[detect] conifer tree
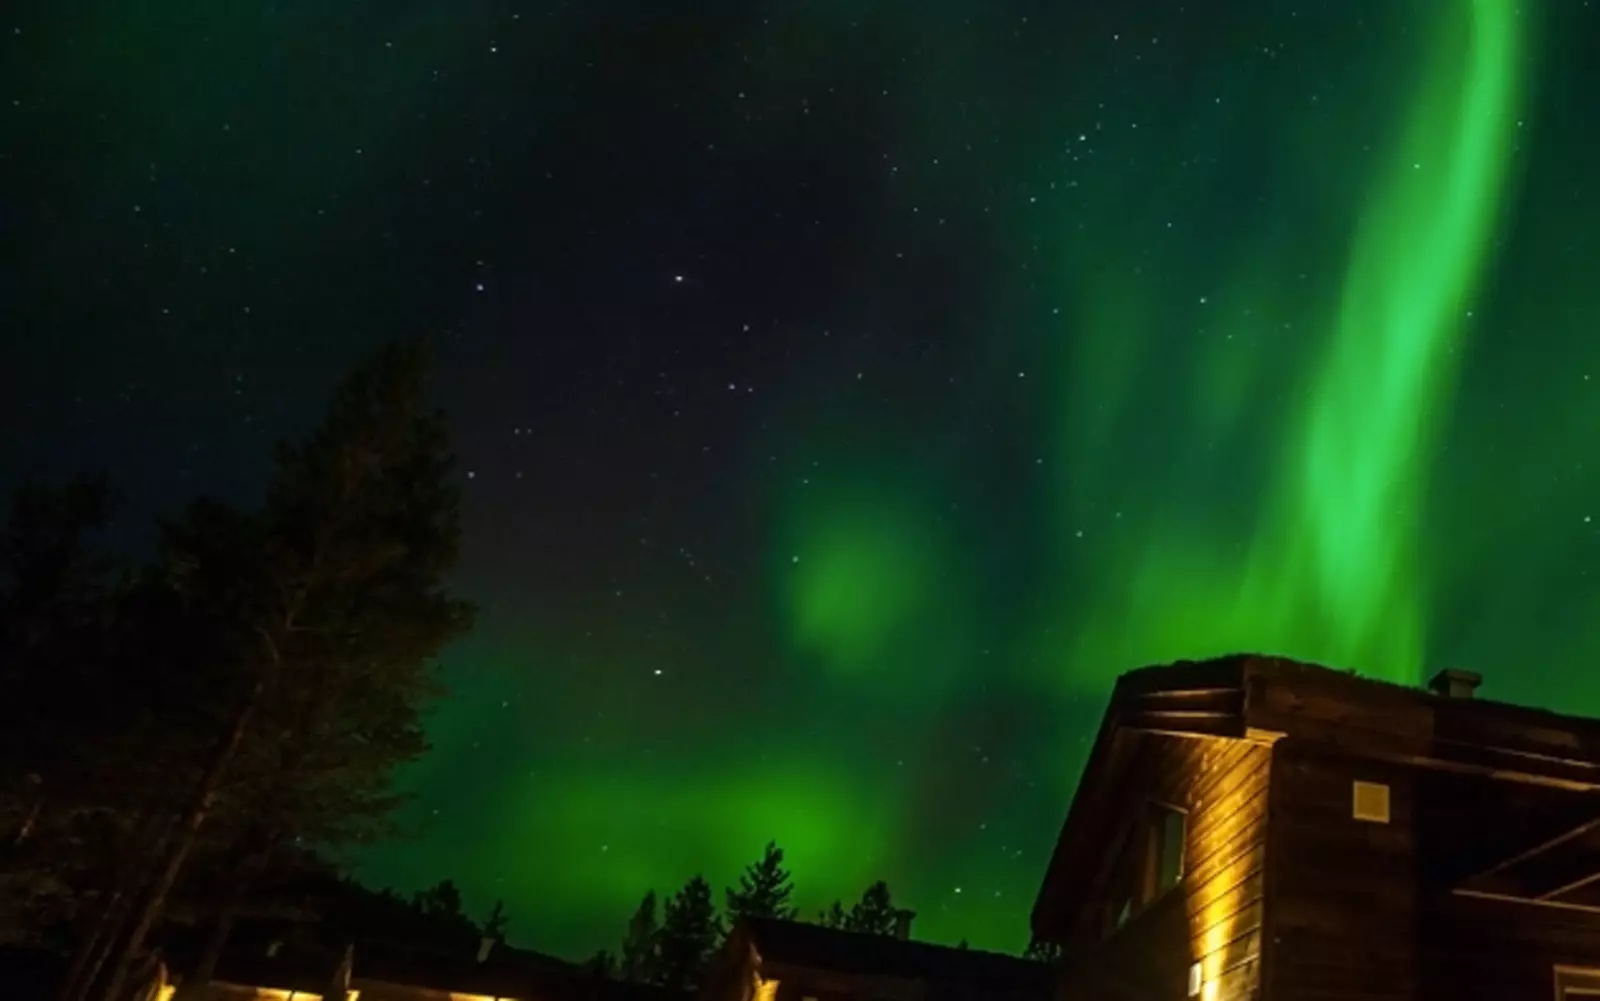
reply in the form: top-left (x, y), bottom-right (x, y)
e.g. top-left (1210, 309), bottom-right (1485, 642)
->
top-left (1023, 936), bottom-right (1062, 962)
top-left (843, 880), bottom-right (898, 936)
top-left (587, 950), bottom-right (618, 979)
top-left (726, 841), bottom-right (798, 924)
top-left (413, 879), bottom-right (464, 920)
top-left (0, 476), bottom-right (133, 943)
top-left (482, 898), bottom-right (509, 940)
top-left (89, 340), bottom-right (475, 1001)
top-left (817, 900), bottom-right (848, 929)
top-left (655, 875), bottom-right (721, 993)
top-left (618, 891), bottom-right (660, 984)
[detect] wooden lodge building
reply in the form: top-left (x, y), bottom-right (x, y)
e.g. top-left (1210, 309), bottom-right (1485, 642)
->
top-left (188, 934), bottom-right (582, 1001)
top-left (35, 652), bottom-right (1600, 1001)
top-left (1030, 654), bottom-right (1600, 1001)
top-left (701, 914), bottom-right (1051, 1001)
top-left (152, 930), bottom-right (687, 1001)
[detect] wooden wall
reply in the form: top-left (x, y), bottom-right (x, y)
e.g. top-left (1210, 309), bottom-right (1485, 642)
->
top-left (1418, 892), bottom-right (1600, 1000)
top-left (1265, 737), bottom-right (1600, 1001)
top-left (1057, 733), bottom-right (1272, 1001)
top-left (1412, 768), bottom-right (1600, 1001)
top-left (1263, 742), bottom-right (1419, 1001)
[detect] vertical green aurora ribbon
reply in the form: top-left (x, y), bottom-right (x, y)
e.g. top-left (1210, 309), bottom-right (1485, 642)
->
top-left (1065, 0), bottom-right (1529, 684)
top-left (1277, 0), bottom-right (1526, 677)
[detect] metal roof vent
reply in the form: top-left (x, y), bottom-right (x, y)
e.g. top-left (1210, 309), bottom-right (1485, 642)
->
top-left (1428, 668), bottom-right (1483, 699)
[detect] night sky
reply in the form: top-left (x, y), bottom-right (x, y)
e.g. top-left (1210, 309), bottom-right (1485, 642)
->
top-left (5, 0), bottom-right (1599, 961)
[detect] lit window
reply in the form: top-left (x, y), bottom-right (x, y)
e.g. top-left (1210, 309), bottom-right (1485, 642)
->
top-left (1153, 803), bottom-right (1186, 892)
top-left (1104, 801), bottom-right (1187, 937)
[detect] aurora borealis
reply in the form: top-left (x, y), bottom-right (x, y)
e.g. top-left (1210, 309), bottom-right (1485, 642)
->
top-left (6, 0), bottom-right (1599, 964)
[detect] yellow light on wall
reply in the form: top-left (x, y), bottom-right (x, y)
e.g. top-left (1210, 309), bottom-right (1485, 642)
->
top-left (1184, 745), bottom-right (1272, 991)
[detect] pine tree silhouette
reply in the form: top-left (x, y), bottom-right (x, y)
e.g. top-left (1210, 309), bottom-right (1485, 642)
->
top-left (587, 950), bottom-right (618, 979)
top-left (655, 875), bottom-right (722, 993)
top-left (619, 891), bottom-right (660, 984)
top-left (817, 900), bottom-right (848, 929)
top-left (1023, 937), bottom-right (1062, 962)
top-left (843, 880), bottom-right (898, 936)
top-left (482, 899), bottom-right (509, 940)
top-left (726, 841), bottom-right (798, 923)
top-left (413, 879), bottom-right (464, 920)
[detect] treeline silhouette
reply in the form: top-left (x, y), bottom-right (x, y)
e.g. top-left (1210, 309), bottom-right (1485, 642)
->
top-left (0, 341), bottom-right (476, 1001)
top-left (589, 840), bottom-right (914, 993)
top-left (387, 838), bottom-right (1059, 994)
top-left (0, 341), bottom-right (1057, 1001)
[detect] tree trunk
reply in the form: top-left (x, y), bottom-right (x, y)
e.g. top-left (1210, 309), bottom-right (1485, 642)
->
top-left (171, 847), bottom-right (272, 1001)
top-left (59, 810), bottom-right (175, 1001)
top-left (93, 684), bottom-right (262, 1001)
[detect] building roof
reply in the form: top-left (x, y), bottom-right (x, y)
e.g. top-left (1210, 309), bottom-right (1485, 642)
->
top-left (1030, 653), bottom-right (1600, 940)
top-left (206, 930), bottom-right (677, 1001)
top-left (352, 937), bottom-right (576, 996)
top-left (209, 943), bottom-right (338, 995)
top-left (740, 918), bottom-right (1052, 993)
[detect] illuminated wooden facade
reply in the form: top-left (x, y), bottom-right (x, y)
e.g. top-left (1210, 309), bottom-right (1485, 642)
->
top-left (1031, 655), bottom-right (1600, 1001)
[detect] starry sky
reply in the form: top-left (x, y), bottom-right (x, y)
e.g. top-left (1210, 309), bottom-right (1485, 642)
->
top-left (5, 0), bottom-right (1600, 961)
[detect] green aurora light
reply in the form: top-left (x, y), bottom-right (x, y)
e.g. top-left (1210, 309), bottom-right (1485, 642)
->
top-left (20, 0), bottom-right (1590, 966)
top-left (389, 0), bottom-right (1550, 957)
top-left (1053, 0), bottom-right (1529, 688)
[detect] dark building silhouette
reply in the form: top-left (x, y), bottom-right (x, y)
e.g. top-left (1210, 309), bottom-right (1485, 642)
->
top-left (154, 877), bottom-right (685, 1001)
top-left (1031, 654), bottom-right (1600, 1001)
top-left (178, 930), bottom-right (685, 1001)
top-left (700, 914), bottom-right (1051, 1001)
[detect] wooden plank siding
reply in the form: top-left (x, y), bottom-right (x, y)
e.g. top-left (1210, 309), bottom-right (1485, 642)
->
top-left (1039, 657), bottom-right (1600, 1001)
top-left (1263, 741), bottom-right (1419, 1001)
top-left (1412, 767), bottom-right (1600, 999)
top-left (1264, 727), bottom-right (1600, 1000)
top-left (1057, 733), bottom-right (1272, 1001)
top-left (1418, 892), bottom-right (1600, 1000)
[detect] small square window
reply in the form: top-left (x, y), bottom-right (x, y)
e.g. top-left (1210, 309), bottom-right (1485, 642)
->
top-left (1352, 780), bottom-right (1391, 823)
